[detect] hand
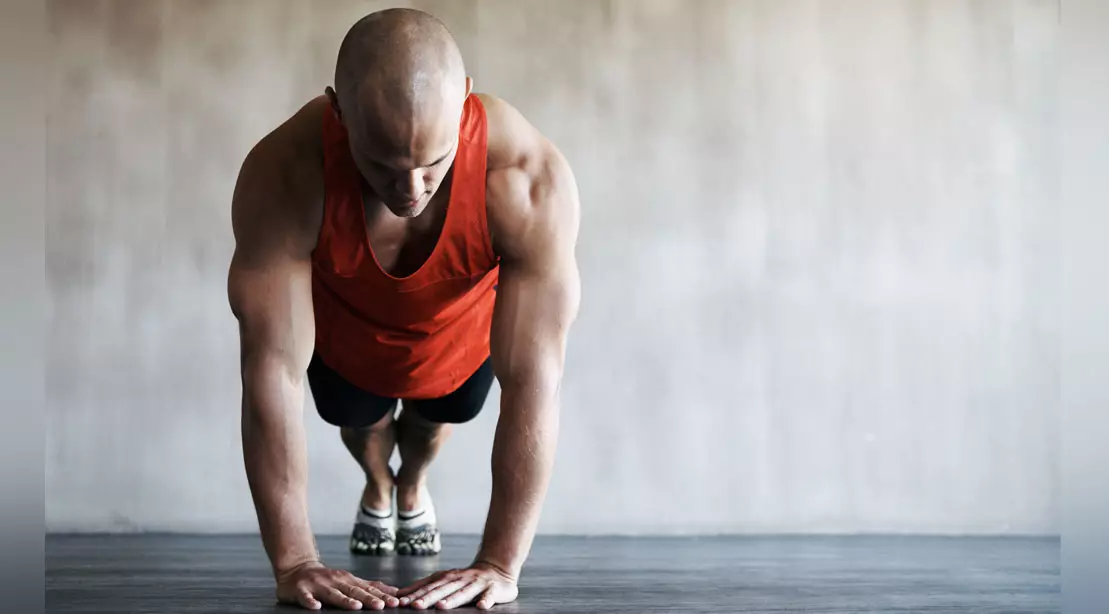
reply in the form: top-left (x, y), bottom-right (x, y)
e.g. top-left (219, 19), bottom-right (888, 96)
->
top-left (275, 561), bottom-right (400, 610)
top-left (398, 561), bottom-right (519, 610)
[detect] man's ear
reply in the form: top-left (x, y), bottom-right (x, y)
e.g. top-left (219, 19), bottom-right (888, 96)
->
top-left (324, 86), bottom-right (342, 122)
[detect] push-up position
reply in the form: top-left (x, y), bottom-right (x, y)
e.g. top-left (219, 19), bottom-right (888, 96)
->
top-left (228, 8), bottom-right (580, 610)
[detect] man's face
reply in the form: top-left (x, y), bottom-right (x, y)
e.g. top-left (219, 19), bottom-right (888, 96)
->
top-left (342, 101), bottom-right (460, 219)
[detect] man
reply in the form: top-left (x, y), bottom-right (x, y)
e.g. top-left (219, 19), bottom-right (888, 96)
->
top-left (227, 8), bottom-right (580, 611)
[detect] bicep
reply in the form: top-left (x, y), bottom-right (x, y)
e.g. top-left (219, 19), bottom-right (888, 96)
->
top-left (227, 146), bottom-right (318, 380)
top-left (228, 254), bottom-right (315, 380)
top-left (490, 224), bottom-right (581, 390)
top-left (491, 263), bottom-right (580, 395)
top-left (484, 108), bottom-right (581, 388)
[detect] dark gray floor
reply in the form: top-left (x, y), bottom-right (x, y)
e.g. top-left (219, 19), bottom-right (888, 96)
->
top-left (47, 534), bottom-right (1059, 613)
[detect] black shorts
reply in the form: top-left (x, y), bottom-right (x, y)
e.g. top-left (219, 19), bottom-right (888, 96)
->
top-left (306, 352), bottom-right (494, 429)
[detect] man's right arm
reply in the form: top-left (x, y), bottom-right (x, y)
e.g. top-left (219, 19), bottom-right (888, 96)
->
top-left (227, 131), bottom-right (321, 578)
top-left (228, 103), bottom-right (399, 612)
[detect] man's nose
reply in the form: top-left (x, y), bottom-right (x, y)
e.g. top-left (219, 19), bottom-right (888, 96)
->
top-left (395, 170), bottom-right (424, 199)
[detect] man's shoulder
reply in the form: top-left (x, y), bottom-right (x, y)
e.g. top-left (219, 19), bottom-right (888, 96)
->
top-left (475, 93), bottom-right (550, 174)
top-left (241, 96), bottom-right (329, 195)
top-left (231, 96), bottom-right (329, 255)
top-left (474, 93), bottom-right (578, 262)
top-left (474, 91), bottom-right (574, 205)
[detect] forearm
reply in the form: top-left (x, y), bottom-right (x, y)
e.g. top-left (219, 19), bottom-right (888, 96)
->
top-left (474, 382), bottom-right (560, 578)
top-left (241, 357), bottom-right (317, 577)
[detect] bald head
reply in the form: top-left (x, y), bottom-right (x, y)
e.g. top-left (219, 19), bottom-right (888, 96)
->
top-left (333, 9), bottom-right (468, 147)
top-left (328, 9), bottom-right (471, 218)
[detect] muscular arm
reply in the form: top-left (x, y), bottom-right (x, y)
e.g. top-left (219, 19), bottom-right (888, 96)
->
top-left (227, 117), bottom-right (322, 578)
top-left (476, 97), bottom-right (582, 578)
top-left (378, 96), bottom-right (578, 610)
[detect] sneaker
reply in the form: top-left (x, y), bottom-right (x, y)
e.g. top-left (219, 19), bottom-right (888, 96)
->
top-left (395, 519), bottom-right (441, 555)
top-left (350, 506), bottom-right (395, 556)
top-left (395, 492), bottom-right (441, 555)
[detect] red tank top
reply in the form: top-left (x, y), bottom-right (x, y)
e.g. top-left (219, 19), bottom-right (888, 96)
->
top-left (311, 95), bottom-right (499, 399)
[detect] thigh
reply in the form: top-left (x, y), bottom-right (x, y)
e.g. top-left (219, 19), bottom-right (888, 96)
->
top-left (307, 352), bottom-right (398, 428)
top-left (405, 358), bottom-right (494, 424)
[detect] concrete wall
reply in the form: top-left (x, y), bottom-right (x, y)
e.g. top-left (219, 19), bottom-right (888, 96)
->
top-left (45, 0), bottom-right (1060, 535)
top-left (1062, 1), bottom-right (1109, 607)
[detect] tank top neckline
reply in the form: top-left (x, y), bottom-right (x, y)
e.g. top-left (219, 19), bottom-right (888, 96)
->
top-left (355, 165), bottom-right (458, 282)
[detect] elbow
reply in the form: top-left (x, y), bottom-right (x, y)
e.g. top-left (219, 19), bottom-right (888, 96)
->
top-left (497, 361), bottom-right (565, 410)
top-left (240, 354), bottom-right (305, 422)
top-left (493, 335), bottom-right (572, 410)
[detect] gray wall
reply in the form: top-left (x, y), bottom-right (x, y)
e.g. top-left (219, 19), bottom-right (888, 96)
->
top-left (1062, 0), bottom-right (1109, 607)
top-left (46, 0), bottom-right (1060, 535)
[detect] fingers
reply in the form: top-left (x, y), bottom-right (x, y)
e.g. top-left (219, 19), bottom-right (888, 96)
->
top-left (368, 581), bottom-right (399, 596)
top-left (410, 580), bottom-right (469, 610)
top-left (296, 590), bottom-right (323, 611)
top-left (279, 567), bottom-right (402, 611)
top-left (476, 586), bottom-right (496, 610)
top-left (398, 571), bottom-right (446, 598)
top-left (347, 579), bottom-right (400, 608)
top-left (401, 576), bottom-right (454, 606)
top-left (322, 586), bottom-right (363, 610)
top-left (404, 578), bottom-right (454, 608)
top-left (335, 571), bottom-right (399, 608)
top-left (339, 584), bottom-right (386, 610)
top-left (434, 580), bottom-right (488, 610)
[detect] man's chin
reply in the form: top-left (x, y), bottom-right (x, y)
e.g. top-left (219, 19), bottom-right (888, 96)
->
top-left (386, 202), bottom-right (425, 218)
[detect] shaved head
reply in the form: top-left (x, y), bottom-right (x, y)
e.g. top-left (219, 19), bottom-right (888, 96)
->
top-left (334, 9), bottom-right (467, 153)
top-left (328, 8), bottom-right (472, 218)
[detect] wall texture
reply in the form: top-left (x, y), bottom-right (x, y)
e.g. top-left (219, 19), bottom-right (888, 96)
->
top-left (46, 0), bottom-right (1060, 535)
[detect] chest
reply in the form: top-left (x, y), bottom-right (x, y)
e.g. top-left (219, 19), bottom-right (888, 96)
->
top-left (362, 184), bottom-right (451, 279)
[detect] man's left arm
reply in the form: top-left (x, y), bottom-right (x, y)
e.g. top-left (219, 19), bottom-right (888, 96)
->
top-left (399, 127), bottom-right (580, 611)
top-left (477, 145), bottom-right (581, 584)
